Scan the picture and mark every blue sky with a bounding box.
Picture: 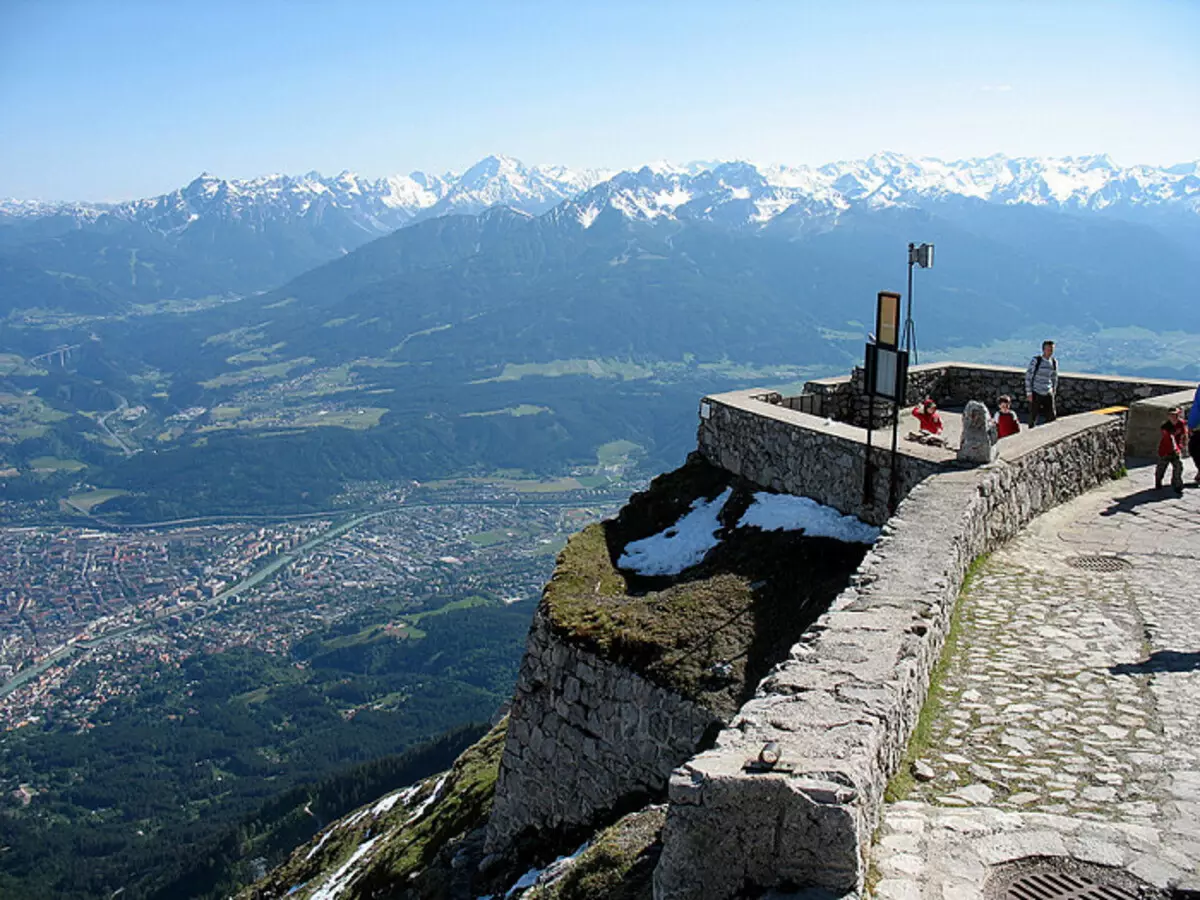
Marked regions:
[2,0,1197,200]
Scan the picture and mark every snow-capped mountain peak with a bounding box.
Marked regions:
[2,153,1195,239]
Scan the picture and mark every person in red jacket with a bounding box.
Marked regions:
[992,394,1021,439]
[912,397,943,435]
[1156,407,1189,494]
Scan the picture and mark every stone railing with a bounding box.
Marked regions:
[795,362,1190,429]
[653,409,1128,898]
[1126,388,1197,459]
[698,389,943,526]
[485,607,722,855]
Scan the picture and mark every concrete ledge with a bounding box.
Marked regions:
[654,412,1127,898]
[1126,388,1197,460]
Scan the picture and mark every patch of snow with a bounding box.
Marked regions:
[499,841,592,898]
[653,187,691,209]
[370,782,420,818]
[738,492,880,543]
[309,835,379,900]
[506,868,542,897]
[577,204,601,229]
[404,774,448,825]
[338,807,371,830]
[751,196,797,223]
[608,190,664,220]
[617,488,732,576]
[304,829,335,862]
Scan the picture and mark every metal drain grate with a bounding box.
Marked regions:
[1006,870,1138,900]
[1065,555,1132,572]
[986,858,1164,900]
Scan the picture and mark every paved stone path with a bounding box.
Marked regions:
[870,463,1200,897]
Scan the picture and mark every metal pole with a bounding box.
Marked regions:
[905,243,916,364]
[888,389,901,514]
[863,392,875,507]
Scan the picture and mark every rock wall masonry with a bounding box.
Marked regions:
[800,362,1190,430]
[653,412,1128,898]
[698,390,941,526]
[485,607,722,855]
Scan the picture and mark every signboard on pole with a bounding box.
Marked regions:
[864,344,909,402]
[875,291,901,350]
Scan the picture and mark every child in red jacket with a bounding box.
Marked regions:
[1156,407,1189,494]
[907,397,945,446]
[912,397,943,435]
[992,395,1021,439]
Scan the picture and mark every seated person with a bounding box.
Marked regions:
[908,396,945,445]
[912,396,943,434]
[992,394,1021,438]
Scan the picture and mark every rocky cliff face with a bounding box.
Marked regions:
[243,455,867,899]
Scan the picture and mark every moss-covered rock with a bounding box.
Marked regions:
[543,454,867,717]
[527,805,664,900]
[240,720,506,900]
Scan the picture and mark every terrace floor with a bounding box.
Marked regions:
[869,462,1200,896]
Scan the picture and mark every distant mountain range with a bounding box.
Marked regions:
[5,153,1198,238]
[0,155,615,232]
[1,152,1196,314]
[3,151,1199,519]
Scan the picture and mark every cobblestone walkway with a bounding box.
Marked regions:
[870,464,1200,897]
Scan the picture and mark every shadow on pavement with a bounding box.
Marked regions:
[1110,650,1200,676]
[1099,488,1177,517]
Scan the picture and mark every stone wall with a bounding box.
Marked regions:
[485,606,722,855]
[653,411,1128,898]
[797,362,1191,429]
[1126,388,1197,459]
[698,389,942,526]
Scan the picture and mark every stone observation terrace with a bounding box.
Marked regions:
[697,361,1194,525]
[483,358,1196,900]
[651,361,1197,897]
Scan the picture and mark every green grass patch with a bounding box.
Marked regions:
[199,357,315,389]
[28,456,87,472]
[321,624,399,651]
[209,406,243,422]
[575,475,609,489]
[0,354,40,376]
[232,686,272,706]
[352,357,409,369]
[294,407,387,430]
[466,528,527,547]
[226,343,286,365]
[405,596,491,625]
[203,325,269,348]
[596,439,643,467]
[389,322,455,354]
[461,404,550,418]
[533,535,568,557]
[66,488,130,512]
[471,358,654,384]
[884,552,985,803]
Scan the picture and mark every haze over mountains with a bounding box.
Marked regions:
[1,151,1197,522]
[1,152,1196,313]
